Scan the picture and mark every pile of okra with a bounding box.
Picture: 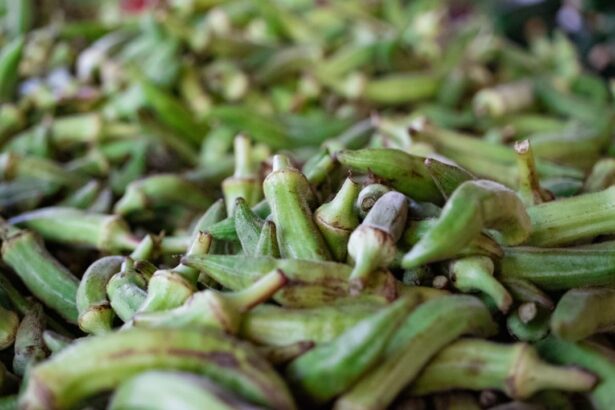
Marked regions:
[0,1,614,409]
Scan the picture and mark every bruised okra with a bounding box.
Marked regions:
[347,191,408,290]
[182,254,397,308]
[114,174,212,216]
[335,295,497,410]
[287,297,414,404]
[109,371,266,410]
[222,135,262,216]
[133,269,287,334]
[550,287,615,341]
[314,177,360,261]
[336,148,442,203]
[1,223,79,323]
[263,155,331,261]
[13,303,47,377]
[19,328,296,410]
[9,207,139,252]
[449,256,512,313]
[76,255,124,335]
[402,180,531,269]
[411,339,596,398]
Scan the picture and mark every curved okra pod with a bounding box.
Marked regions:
[133,269,287,334]
[537,337,615,410]
[106,258,147,323]
[287,297,415,404]
[402,180,531,269]
[0,223,79,323]
[550,287,615,341]
[449,256,512,313]
[9,207,139,252]
[182,254,397,308]
[336,148,442,203]
[527,186,615,246]
[0,152,85,188]
[515,140,553,206]
[109,371,266,410]
[263,155,331,261]
[410,339,596,399]
[334,295,497,410]
[114,174,212,216]
[13,304,47,377]
[222,135,262,216]
[424,157,474,199]
[507,308,550,342]
[347,191,408,290]
[76,255,124,335]
[501,277,554,310]
[255,221,280,258]
[0,304,18,350]
[19,328,296,410]
[234,197,265,256]
[498,246,615,290]
[315,178,360,261]
[356,183,391,218]
[584,158,615,193]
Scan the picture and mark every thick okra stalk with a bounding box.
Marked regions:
[515,140,552,206]
[335,295,497,410]
[402,180,531,269]
[411,339,596,398]
[263,155,331,261]
[550,287,615,341]
[314,177,360,261]
[1,224,79,323]
[19,328,296,410]
[222,135,262,216]
[347,191,408,290]
[109,371,265,410]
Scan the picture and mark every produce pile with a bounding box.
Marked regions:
[1,1,615,409]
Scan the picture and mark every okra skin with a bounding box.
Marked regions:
[19,328,296,410]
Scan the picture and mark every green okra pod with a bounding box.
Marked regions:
[114,174,212,216]
[335,295,497,410]
[222,135,262,216]
[57,180,102,210]
[190,198,226,242]
[402,180,531,269]
[13,304,47,377]
[19,328,296,410]
[109,371,266,410]
[449,256,512,313]
[0,153,85,188]
[255,221,280,258]
[41,331,72,354]
[133,269,287,334]
[473,80,534,118]
[263,155,331,261]
[207,199,270,241]
[256,341,315,366]
[507,308,550,342]
[499,246,615,290]
[537,337,615,410]
[411,339,596,398]
[550,287,615,341]
[347,191,408,290]
[9,207,139,252]
[584,158,615,193]
[356,183,392,218]
[424,156,474,199]
[76,255,124,335]
[1,225,79,323]
[106,259,147,323]
[182,254,397,308]
[527,186,615,247]
[337,148,442,203]
[234,197,265,256]
[287,296,415,403]
[0,37,24,103]
[314,177,360,261]
[501,277,554,310]
[0,304,18,350]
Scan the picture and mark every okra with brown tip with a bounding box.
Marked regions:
[336,148,443,203]
[263,155,331,261]
[109,371,266,410]
[335,295,497,410]
[182,254,397,308]
[402,180,531,269]
[347,191,408,290]
[550,287,615,341]
[13,303,47,377]
[410,339,596,399]
[9,207,139,252]
[133,269,287,334]
[19,328,296,410]
[315,177,360,261]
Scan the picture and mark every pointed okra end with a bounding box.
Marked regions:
[316,177,360,231]
[255,220,280,258]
